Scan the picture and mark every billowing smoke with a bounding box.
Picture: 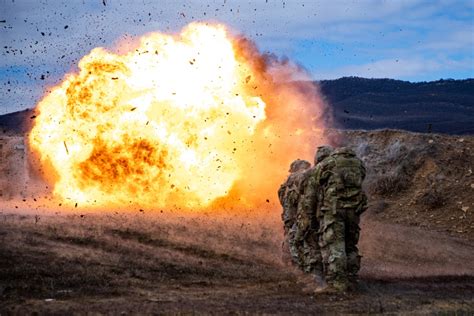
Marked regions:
[27,22,328,211]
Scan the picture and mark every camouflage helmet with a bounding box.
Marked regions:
[315,145,334,164]
[332,146,356,156]
[289,159,311,173]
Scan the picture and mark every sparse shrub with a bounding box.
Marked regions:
[371,199,388,214]
[386,140,407,162]
[418,189,446,209]
[366,137,433,197]
[355,141,370,158]
[369,172,410,196]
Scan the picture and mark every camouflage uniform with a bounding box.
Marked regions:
[296,146,334,277]
[278,159,311,267]
[313,147,367,291]
[294,171,321,275]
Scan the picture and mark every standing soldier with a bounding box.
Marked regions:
[314,147,367,293]
[297,146,334,284]
[278,159,311,267]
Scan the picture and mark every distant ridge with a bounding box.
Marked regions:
[318,77,474,135]
[1,77,473,135]
[0,108,34,135]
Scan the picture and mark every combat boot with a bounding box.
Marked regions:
[313,272,326,292]
[347,276,359,292]
[315,280,348,294]
[332,280,349,292]
[314,284,338,294]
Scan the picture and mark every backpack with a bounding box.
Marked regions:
[323,148,366,203]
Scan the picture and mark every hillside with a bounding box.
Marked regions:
[319,77,474,135]
[335,129,474,240]
[1,77,473,135]
[0,109,34,135]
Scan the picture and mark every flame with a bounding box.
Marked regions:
[29,22,327,210]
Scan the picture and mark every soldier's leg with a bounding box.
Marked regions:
[281,233,292,266]
[301,214,322,274]
[318,217,330,278]
[302,231,323,276]
[292,210,312,270]
[345,209,361,282]
[288,223,304,267]
[319,212,348,291]
[309,216,324,277]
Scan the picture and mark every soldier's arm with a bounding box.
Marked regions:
[300,171,318,213]
[313,164,323,187]
[295,170,319,240]
[277,183,286,205]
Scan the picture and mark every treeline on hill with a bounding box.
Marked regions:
[318,77,474,135]
[1,77,473,135]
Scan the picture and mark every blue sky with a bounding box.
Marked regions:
[1,0,473,114]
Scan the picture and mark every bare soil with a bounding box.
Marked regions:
[337,130,474,240]
[0,209,473,315]
[1,129,473,314]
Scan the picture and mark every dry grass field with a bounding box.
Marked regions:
[1,209,473,314]
[1,129,473,314]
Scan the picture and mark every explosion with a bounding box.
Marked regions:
[29,22,327,210]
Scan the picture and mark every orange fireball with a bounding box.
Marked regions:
[29,22,327,210]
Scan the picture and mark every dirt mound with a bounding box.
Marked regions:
[0,136,28,199]
[330,129,474,240]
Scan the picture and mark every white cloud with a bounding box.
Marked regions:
[0,0,472,112]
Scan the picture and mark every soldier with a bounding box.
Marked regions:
[314,147,367,293]
[297,146,334,283]
[278,159,311,267]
